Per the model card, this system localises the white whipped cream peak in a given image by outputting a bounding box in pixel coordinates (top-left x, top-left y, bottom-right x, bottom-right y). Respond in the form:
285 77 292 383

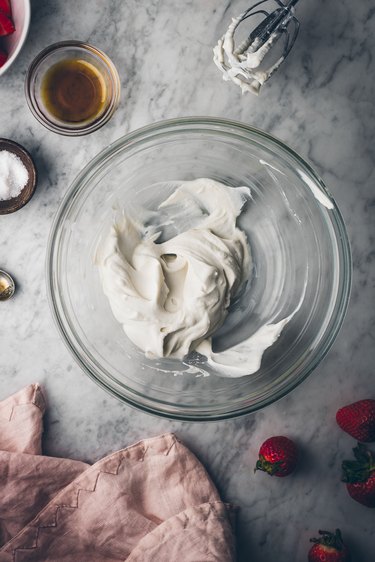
97 179 251 361
97 178 299 377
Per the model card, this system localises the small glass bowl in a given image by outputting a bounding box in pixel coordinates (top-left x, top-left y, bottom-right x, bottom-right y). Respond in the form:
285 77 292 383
25 41 120 136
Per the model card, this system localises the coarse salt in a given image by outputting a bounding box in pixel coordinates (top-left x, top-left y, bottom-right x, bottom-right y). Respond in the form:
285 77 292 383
0 150 29 201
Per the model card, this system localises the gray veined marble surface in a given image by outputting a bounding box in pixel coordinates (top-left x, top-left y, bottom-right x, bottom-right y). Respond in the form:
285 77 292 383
1 0 374 560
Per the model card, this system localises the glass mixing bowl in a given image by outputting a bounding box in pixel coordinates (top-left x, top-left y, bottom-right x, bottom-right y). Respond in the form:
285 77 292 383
47 117 351 420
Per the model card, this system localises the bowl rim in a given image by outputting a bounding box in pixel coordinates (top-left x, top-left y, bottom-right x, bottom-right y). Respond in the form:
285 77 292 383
0 137 37 214
0 0 31 77
46 116 352 421
24 40 121 136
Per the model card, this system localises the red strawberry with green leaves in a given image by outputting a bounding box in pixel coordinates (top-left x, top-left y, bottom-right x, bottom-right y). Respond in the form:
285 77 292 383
0 8 15 36
0 48 7 68
336 399 375 442
0 0 12 17
308 529 351 562
254 436 298 477
342 443 375 507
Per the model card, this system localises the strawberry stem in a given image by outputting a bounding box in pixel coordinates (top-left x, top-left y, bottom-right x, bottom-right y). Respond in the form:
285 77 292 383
310 529 345 550
342 443 375 484
254 455 283 476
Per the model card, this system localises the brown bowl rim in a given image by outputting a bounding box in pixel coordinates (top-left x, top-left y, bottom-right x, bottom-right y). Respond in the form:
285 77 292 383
0 138 37 215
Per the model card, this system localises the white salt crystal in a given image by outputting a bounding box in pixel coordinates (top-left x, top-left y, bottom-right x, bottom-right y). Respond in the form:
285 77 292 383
0 150 29 201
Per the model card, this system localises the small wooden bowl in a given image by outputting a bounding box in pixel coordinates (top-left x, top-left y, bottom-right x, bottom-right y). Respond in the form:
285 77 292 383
0 139 37 215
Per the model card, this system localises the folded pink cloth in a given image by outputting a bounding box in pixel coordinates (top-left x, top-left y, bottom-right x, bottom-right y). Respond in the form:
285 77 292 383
0 385 236 561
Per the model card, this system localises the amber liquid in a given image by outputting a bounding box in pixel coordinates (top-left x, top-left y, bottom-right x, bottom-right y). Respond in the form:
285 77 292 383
41 59 107 123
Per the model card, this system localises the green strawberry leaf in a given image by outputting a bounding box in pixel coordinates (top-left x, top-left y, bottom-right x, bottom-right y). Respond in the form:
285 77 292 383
310 529 345 550
342 443 375 484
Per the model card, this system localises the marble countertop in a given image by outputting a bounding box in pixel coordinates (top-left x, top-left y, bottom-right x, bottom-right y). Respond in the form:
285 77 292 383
1 0 374 559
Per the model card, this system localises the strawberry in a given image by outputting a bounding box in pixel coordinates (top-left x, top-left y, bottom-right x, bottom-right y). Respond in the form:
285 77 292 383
308 529 351 562
0 0 11 17
0 8 15 36
336 399 375 442
342 443 375 507
254 436 298 477
0 48 7 68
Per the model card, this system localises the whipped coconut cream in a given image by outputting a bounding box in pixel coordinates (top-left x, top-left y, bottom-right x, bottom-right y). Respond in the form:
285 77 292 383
97 178 296 377
197 310 298 378
213 13 284 95
97 179 251 360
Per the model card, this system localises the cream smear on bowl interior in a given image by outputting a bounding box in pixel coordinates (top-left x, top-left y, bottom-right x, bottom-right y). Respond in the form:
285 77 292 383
96 178 297 377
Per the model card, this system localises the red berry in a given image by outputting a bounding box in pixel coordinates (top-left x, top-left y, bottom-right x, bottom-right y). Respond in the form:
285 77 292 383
346 473 375 508
0 48 7 68
0 0 12 17
336 399 375 442
308 529 351 562
0 8 15 36
342 443 375 508
254 436 298 477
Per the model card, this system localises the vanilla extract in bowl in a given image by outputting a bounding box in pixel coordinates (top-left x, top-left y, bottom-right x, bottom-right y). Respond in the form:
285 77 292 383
41 59 107 123
26 42 120 135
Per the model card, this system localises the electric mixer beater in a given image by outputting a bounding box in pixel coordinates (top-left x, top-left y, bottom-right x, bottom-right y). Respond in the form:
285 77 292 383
214 0 300 94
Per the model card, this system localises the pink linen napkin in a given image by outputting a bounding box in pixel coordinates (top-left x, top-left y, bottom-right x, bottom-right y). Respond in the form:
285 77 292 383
0 384 236 561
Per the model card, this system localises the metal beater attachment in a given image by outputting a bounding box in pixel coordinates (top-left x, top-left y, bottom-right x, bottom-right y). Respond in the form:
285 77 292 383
213 0 300 95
